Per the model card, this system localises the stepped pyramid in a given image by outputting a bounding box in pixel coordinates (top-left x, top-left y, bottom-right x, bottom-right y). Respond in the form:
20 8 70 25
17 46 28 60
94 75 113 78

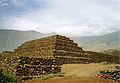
14 35 83 58
1 35 118 79
12 35 91 78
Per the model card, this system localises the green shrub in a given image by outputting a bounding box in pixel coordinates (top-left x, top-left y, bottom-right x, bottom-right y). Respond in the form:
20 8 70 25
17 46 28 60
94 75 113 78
41 74 52 80
0 68 15 83
55 73 64 77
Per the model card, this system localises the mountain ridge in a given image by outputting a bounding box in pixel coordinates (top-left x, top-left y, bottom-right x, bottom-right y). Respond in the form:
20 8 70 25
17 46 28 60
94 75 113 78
0 29 119 52
71 31 120 51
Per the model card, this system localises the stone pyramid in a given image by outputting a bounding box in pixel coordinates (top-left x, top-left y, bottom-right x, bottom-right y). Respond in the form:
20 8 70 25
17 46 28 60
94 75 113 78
0 35 118 79
12 35 91 78
13 35 83 58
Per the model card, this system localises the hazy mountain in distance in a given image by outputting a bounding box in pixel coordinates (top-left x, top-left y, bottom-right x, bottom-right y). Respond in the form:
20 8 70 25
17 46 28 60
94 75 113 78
0 29 119 52
0 29 45 51
71 31 120 51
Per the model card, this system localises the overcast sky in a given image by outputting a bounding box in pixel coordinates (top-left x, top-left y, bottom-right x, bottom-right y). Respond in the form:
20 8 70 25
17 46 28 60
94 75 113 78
0 0 120 36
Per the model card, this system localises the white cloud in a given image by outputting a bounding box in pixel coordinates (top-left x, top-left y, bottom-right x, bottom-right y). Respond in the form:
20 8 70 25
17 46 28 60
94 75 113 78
0 0 8 6
0 0 120 36
10 0 23 6
0 3 8 6
0 0 26 6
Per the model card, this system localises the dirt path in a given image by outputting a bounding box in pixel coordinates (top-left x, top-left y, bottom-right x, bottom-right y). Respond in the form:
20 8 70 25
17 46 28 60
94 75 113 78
24 77 116 83
61 63 118 77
